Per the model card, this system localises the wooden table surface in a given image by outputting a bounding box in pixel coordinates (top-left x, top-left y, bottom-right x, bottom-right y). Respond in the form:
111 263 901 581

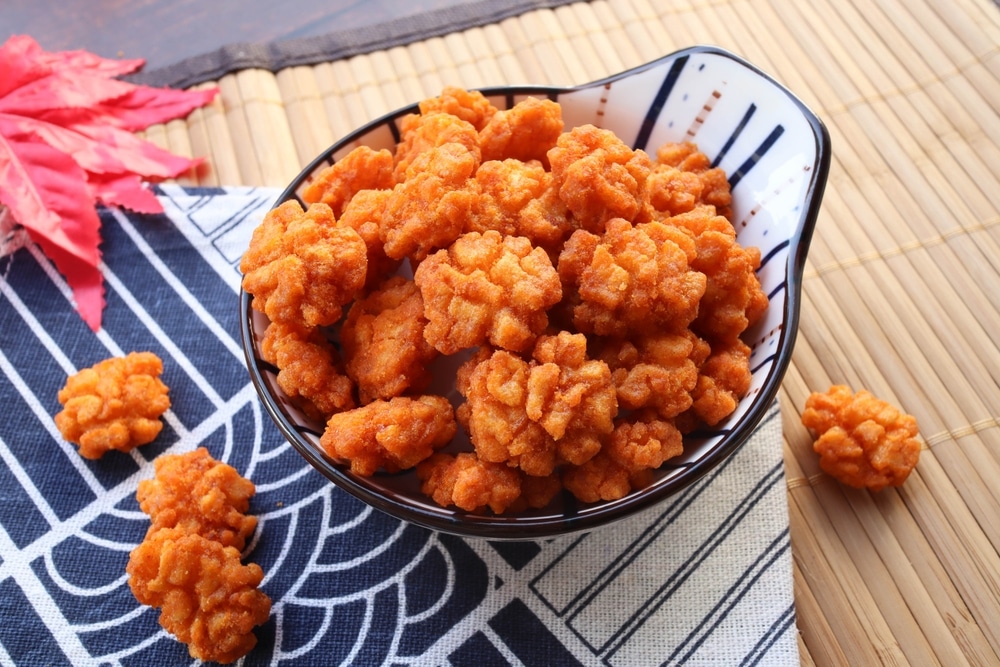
2 0 465 71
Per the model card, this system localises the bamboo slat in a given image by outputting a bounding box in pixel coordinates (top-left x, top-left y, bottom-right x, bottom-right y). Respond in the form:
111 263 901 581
274 66 337 169
137 0 1000 663
214 73 264 186
184 81 242 187
232 68 301 186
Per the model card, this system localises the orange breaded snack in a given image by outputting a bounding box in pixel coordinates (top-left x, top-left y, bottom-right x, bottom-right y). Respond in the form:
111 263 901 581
563 416 684 502
261 321 355 420
320 395 457 476
337 188 403 289
479 96 564 166
459 335 616 477
241 200 367 328
380 142 480 261
393 112 482 182
462 159 572 252
414 230 563 354
459 349 556 476
561 450 632 503
341 276 438 403
607 416 684 472
548 124 652 233
514 472 564 511
669 206 768 342
596 331 701 419
417 452 523 514
518 180 575 258
557 217 707 337
416 86 498 131
136 448 257 550
526 332 617 453
55 351 170 459
301 145 395 217
129 449 268 662
802 385 921 491
649 142 733 219
681 338 753 429
127 528 271 664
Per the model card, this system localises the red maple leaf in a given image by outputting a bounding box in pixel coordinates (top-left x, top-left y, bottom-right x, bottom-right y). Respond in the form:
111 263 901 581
0 35 218 330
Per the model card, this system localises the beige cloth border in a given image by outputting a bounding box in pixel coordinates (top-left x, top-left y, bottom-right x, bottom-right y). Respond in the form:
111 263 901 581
140 0 1000 663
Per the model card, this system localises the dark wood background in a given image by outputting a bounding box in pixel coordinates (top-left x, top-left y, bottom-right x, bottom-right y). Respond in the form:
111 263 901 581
3 0 462 72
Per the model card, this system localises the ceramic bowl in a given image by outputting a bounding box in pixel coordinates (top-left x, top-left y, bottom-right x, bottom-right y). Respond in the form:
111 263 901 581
240 45 831 539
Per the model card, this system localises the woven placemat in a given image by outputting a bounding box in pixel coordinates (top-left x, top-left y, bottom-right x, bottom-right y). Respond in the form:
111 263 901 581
140 0 1000 663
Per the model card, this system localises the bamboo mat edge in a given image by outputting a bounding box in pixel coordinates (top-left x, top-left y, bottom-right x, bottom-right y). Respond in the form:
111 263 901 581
141 1 1000 665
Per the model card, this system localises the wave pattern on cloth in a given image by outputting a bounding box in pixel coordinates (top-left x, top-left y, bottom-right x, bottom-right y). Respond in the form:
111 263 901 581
0 185 797 666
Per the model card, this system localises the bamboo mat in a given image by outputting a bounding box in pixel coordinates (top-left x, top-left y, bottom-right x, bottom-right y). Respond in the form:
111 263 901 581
140 0 1000 664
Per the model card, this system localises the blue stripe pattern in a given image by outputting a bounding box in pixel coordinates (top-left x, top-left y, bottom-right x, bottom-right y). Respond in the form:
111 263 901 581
728 125 786 190
633 55 689 151
711 103 757 168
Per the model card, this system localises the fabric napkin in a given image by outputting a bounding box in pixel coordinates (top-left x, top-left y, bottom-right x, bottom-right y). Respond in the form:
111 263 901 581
0 185 797 666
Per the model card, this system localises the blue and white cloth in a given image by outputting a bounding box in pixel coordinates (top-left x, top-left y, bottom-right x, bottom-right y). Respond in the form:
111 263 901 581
0 185 797 666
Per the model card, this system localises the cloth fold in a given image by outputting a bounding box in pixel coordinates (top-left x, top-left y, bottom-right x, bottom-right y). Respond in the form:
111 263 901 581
0 186 797 666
